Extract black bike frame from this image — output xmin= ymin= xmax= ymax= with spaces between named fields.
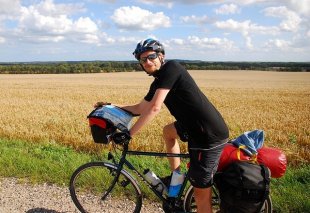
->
xmin=109 ymin=143 xmax=191 ymax=208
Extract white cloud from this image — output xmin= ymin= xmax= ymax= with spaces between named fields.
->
xmin=215 ymin=4 xmax=240 ymax=15
xmin=180 ymin=15 xmax=210 ymax=25
xmin=89 ymin=0 xmax=116 ymax=3
xmin=264 ymin=39 xmax=291 ymax=50
xmin=187 ymin=36 xmax=235 ymax=50
xmin=214 ymin=19 xmax=280 ymax=49
xmin=164 ymin=0 xmax=227 ymax=4
xmin=79 ymin=34 xmax=100 ymax=44
xmin=160 ymin=36 xmax=237 ymax=59
xmin=33 ymin=0 xmax=86 ymax=16
xmin=263 ymin=6 xmax=302 ymax=32
xmin=117 ymin=36 xmax=137 ymax=43
xmin=19 ymin=7 xmax=73 ymax=34
xmin=214 ymin=19 xmax=278 ymax=36
xmin=36 ymin=35 xmax=65 ymax=43
xmin=137 ymin=0 xmax=310 ymax=18
xmin=111 ymin=6 xmax=171 ymax=31
xmin=74 ymin=17 xmax=98 ymax=33
xmin=0 ymin=0 xmax=21 ymax=21
xmin=137 ymin=0 xmax=174 ymax=8
xmin=245 ymin=37 xmax=253 ymax=49
xmin=0 ymin=36 xmax=5 ymax=43
xmin=233 ymin=0 xmax=269 ymax=5
xmin=8 ymin=0 xmax=101 ymax=44
xmin=284 ymin=0 xmax=310 ymax=16
xmin=263 ymin=34 xmax=310 ymax=54
xmin=171 ymin=38 xmax=184 ymax=45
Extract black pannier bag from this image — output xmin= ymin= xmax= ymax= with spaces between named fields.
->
xmin=87 ymin=105 xmax=133 ymax=144
xmin=214 ymin=161 xmax=270 ymax=213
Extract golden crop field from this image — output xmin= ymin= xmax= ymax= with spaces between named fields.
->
xmin=0 ymin=71 xmax=309 ymax=166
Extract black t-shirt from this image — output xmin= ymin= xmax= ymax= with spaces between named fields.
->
xmin=144 ymin=60 xmax=229 ymax=145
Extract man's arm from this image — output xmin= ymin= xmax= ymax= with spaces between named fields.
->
xmin=119 ymin=100 xmax=149 ymax=116
xmin=129 ymin=88 xmax=169 ymax=136
xmin=94 ymin=99 xmax=149 ymax=116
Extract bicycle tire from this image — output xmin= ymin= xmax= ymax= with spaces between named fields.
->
xmin=183 ymin=185 xmax=220 ymax=212
xmin=184 ymin=186 xmax=273 ymax=213
xmin=69 ymin=162 xmax=142 ymax=213
xmin=260 ymin=195 xmax=273 ymax=213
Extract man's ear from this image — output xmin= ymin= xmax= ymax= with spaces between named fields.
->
xmin=158 ymin=53 xmax=165 ymax=61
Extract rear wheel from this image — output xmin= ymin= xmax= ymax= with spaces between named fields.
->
xmin=184 ymin=186 xmax=272 ymax=213
xmin=69 ymin=162 xmax=142 ymax=213
xmin=260 ymin=196 xmax=273 ymax=213
xmin=183 ymin=186 xmax=220 ymax=212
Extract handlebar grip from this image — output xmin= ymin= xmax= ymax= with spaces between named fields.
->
xmin=112 ymin=131 xmax=131 ymax=144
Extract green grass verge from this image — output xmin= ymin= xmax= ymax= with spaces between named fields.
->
xmin=0 ymin=138 xmax=309 ymax=212
xmin=271 ymin=163 xmax=310 ymax=212
xmin=0 ymin=138 xmax=97 ymax=185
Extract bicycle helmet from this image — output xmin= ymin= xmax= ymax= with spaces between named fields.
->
xmin=133 ymin=38 xmax=165 ymax=60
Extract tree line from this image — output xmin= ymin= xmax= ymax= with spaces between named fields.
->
xmin=0 ymin=61 xmax=309 ymax=74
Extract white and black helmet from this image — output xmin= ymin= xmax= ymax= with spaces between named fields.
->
xmin=133 ymin=38 xmax=165 ymax=60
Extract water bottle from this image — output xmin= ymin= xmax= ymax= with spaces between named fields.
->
xmin=168 ymin=170 xmax=185 ymax=197
xmin=143 ymin=169 xmax=167 ymax=194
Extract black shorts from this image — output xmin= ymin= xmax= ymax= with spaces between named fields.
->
xmin=188 ymin=143 xmax=226 ymax=188
xmin=174 ymin=121 xmax=227 ymax=188
xmin=174 ymin=121 xmax=189 ymax=142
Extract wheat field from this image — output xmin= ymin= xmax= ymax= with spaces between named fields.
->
xmin=0 ymin=71 xmax=309 ymax=165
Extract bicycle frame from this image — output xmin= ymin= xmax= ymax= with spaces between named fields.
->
xmin=107 ymin=143 xmax=191 ymax=209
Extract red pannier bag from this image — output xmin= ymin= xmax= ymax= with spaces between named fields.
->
xmin=217 ymin=143 xmax=252 ymax=172
xmin=257 ymin=147 xmax=287 ymax=178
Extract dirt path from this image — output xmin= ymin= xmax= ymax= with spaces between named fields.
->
xmin=0 ymin=177 xmax=164 ymax=213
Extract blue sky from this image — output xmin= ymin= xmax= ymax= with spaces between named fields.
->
xmin=0 ymin=0 xmax=309 ymax=62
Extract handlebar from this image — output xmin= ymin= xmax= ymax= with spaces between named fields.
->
xmin=112 ymin=131 xmax=131 ymax=145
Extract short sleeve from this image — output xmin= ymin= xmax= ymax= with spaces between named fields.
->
xmin=144 ymin=61 xmax=182 ymax=101
xmin=156 ymin=61 xmax=181 ymax=89
xmin=144 ymin=81 xmax=157 ymax=101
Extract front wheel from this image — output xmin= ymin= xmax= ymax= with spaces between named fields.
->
xmin=69 ymin=162 xmax=142 ymax=213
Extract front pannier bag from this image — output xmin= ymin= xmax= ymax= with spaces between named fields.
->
xmin=87 ymin=105 xmax=133 ymax=144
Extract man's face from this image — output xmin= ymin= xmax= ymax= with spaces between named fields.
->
xmin=139 ymin=50 xmax=164 ymax=74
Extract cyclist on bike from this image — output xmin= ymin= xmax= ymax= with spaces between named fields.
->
xmin=96 ymin=38 xmax=229 ymax=213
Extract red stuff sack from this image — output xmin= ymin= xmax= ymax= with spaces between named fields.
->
xmin=217 ymin=143 xmax=252 ymax=172
xmin=257 ymin=147 xmax=287 ymax=178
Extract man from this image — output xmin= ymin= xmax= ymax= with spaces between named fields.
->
xmin=96 ymin=38 xmax=229 ymax=213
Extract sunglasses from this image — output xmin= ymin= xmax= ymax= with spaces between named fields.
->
xmin=139 ymin=53 xmax=158 ymax=64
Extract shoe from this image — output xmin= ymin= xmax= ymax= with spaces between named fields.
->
xmin=168 ymin=171 xmax=185 ymax=197
xmin=160 ymin=174 xmax=172 ymax=188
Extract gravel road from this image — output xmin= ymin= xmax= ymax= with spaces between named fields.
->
xmin=0 ymin=177 xmax=164 ymax=213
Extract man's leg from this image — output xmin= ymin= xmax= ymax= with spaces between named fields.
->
xmin=188 ymin=139 xmax=227 ymax=213
xmin=194 ymin=187 xmax=213 ymax=213
xmin=163 ymin=123 xmax=181 ymax=171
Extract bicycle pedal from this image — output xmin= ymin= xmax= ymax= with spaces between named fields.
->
xmin=108 ymin=152 xmax=113 ymax=160
xmin=120 ymin=179 xmax=130 ymax=187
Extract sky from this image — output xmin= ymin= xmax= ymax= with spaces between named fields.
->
xmin=0 ymin=0 xmax=309 ymax=62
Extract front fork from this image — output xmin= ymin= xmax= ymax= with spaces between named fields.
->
xmin=101 ymin=151 xmax=126 ymax=200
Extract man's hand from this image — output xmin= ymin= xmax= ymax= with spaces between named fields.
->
xmin=94 ymin=101 xmax=111 ymax=108
xmin=113 ymin=130 xmax=131 ymax=144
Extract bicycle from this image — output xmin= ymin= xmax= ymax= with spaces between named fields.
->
xmin=69 ymin=132 xmax=273 ymax=213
